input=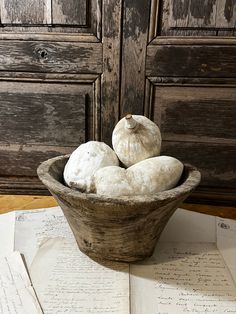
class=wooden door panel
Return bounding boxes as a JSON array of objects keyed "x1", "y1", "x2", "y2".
[
  {"x1": 0, "y1": 0, "x2": 99, "y2": 33},
  {"x1": 0, "y1": 82, "x2": 87, "y2": 146},
  {"x1": 152, "y1": 85, "x2": 236, "y2": 190},
  {"x1": 153, "y1": 86, "x2": 236, "y2": 141},
  {"x1": 0, "y1": 80, "x2": 96, "y2": 191},
  {"x1": 161, "y1": 141, "x2": 236, "y2": 188},
  {"x1": 52, "y1": 0, "x2": 87, "y2": 25},
  {"x1": 146, "y1": 43, "x2": 236, "y2": 78},
  {"x1": 0, "y1": 40, "x2": 102, "y2": 74},
  {"x1": 160, "y1": 0, "x2": 236, "y2": 36}
]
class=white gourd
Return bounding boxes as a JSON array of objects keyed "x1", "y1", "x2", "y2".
[
  {"x1": 127, "y1": 156, "x2": 184, "y2": 195},
  {"x1": 63, "y1": 141, "x2": 119, "y2": 193},
  {"x1": 93, "y1": 156, "x2": 183, "y2": 197},
  {"x1": 112, "y1": 114, "x2": 162, "y2": 167},
  {"x1": 93, "y1": 166, "x2": 134, "y2": 197}
]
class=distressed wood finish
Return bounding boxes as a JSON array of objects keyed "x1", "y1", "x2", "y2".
[
  {"x1": 37, "y1": 155, "x2": 201, "y2": 262},
  {"x1": 0, "y1": 82, "x2": 87, "y2": 145},
  {"x1": 52, "y1": 0, "x2": 87, "y2": 25},
  {"x1": 120, "y1": 0, "x2": 150, "y2": 116},
  {"x1": 146, "y1": 44, "x2": 236, "y2": 77},
  {"x1": 100, "y1": 0, "x2": 122, "y2": 144},
  {"x1": 154, "y1": 86, "x2": 236, "y2": 141},
  {"x1": 161, "y1": 0, "x2": 236, "y2": 36},
  {"x1": 0, "y1": 0, "x2": 100, "y2": 34},
  {"x1": 1, "y1": 0, "x2": 48, "y2": 24},
  {"x1": 0, "y1": 41, "x2": 102, "y2": 74}
]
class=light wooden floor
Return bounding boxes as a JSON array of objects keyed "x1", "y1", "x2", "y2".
[{"x1": 0, "y1": 195, "x2": 235, "y2": 219}]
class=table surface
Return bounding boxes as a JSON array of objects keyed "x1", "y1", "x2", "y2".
[{"x1": 0, "y1": 195, "x2": 235, "y2": 219}]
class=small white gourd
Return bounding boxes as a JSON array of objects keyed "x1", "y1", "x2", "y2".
[
  {"x1": 63, "y1": 141, "x2": 119, "y2": 193},
  {"x1": 112, "y1": 114, "x2": 162, "y2": 167},
  {"x1": 93, "y1": 166, "x2": 134, "y2": 197},
  {"x1": 93, "y1": 156, "x2": 183, "y2": 197},
  {"x1": 127, "y1": 156, "x2": 184, "y2": 195}
]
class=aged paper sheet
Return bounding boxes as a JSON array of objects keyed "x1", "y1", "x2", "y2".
[
  {"x1": 217, "y1": 217, "x2": 236, "y2": 282},
  {"x1": 30, "y1": 237, "x2": 129, "y2": 314},
  {"x1": 14, "y1": 206, "x2": 74, "y2": 266},
  {"x1": 130, "y1": 242, "x2": 236, "y2": 314},
  {"x1": 0, "y1": 251, "x2": 42, "y2": 314},
  {"x1": 0, "y1": 211, "x2": 15, "y2": 255},
  {"x1": 13, "y1": 207, "x2": 129, "y2": 314}
]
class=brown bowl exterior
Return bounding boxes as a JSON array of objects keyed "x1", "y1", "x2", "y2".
[{"x1": 37, "y1": 155, "x2": 201, "y2": 262}]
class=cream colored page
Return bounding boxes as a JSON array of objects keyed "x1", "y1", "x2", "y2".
[
  {"x1": 217, "y1": 217, "x2": 236, "y2": 281},
  {"x1": 130, "y1": 242, "x2": 236, "y2": 314},
  {"x1": 0, "y1": 251, "x2": 42, "y2": 314},
  {"x1": 14, "y1": 206, "x2": 74, "y2": 266},
  {"x1": 30, "y1": 237, "x2": 129, "y2": 314},
  {"x1": 0, "y1": 211, "x2": 15, "y2": 255}
]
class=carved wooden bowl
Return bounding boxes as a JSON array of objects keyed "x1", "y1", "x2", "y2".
[{"x1": 37, "y1": 155, "x2": 201, "y2": 262}]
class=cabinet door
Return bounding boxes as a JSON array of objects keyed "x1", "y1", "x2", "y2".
[
  {"x1": 0, "y1": 0, "x2": 122, "y2": 194},
  {"x1": 120, "y1": 0, "x2": 236, "y2": 205}
]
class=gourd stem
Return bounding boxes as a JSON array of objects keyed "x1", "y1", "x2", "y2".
[{"x1": 125, "y1": 114, "x2": 137, "y2": 129}]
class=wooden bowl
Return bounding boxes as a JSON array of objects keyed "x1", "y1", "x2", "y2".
[{"x1": 37, "y1": 155, "x2": 201, "y2": 262}]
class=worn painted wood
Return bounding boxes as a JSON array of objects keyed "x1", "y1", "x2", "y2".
[
  {"x1": 153, "y1": 86, "x2": 236, "y2": 141},
  {"x1": 146, "y1": 44, "x2": 236, "y2": 77},
  {"x1": 52, "y1": 0, "x2": 87, "y2": 25},
  {"x1": 37, "y1": 155, "x2": 201, "y2": 262},
  {"x1": 0, "y1": 145, "x2": 75, "y2": 177},
  {"x1": 0, "y1": 82, "x2": 87, "y2": 146},
  {"x1": 101, "y1": 0, "x2": 122, "y2": 144},
  {"x1": 1, "y1": 0, "x2": 48, "y2": 24},
  {"x1": 0, "y1": 41, "x2": 102, "y2": 74},
  {"x1": 161, "y1": 141, "x2": 236, "y2": 188},
  {"x1": 120, "y1": 0, "x2": 150, "y2": 116},
  {"x1": 160, "y1": 0, "x2": 235, "y2": 36}
]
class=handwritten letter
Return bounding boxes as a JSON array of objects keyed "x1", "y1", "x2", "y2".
[
  {"x1": 0, "y1": 251, "x2": 42, "y2": 314},
  {"x1": 30, "y1": 238, "x2": 129, "y2": 314},
  {"x1": 130, "y1": 243, "x2": 236, "y2": 314}
]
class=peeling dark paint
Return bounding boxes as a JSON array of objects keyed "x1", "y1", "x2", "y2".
[
  {"x1": 53, "y1": 0, "x2": 87, "y2": 25},
  {"x1": 172, "y1": 0, "x2": 190, "y2": 20},
  {"x1": 124, "y1": 0, "x2": 150, "y2": 39},
  {"x1": 190, "y1": 0, "x2": 216, "y2": 24},
  {"x1": 224, "y1": 0, "x2": 236, "y2": 22}
]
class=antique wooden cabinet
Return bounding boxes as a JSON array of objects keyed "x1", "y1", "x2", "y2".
[{"x1": 0, "y1": 0, "x2": 235, "y2": 205}]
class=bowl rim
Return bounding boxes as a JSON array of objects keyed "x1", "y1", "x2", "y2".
[{"x1": 37, "y1": 154, "x2": 201, "y2": 205}]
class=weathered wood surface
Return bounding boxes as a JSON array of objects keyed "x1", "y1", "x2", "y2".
[
  {"x1": 52, "y1": 0, "x2": 87, "y2": 25},
  {"x1": 120, "y1": 0, "x2": 150, "y2": 116},
  {"x1": 161, "y1": 141, "x2": 236, "y2": 188},
  {"x1": 153, "y1": 86, "x2": 236, "y2": 141},
  {"x1": 0, "y1": 145, "x2": 75, "y2": 177},
  {"x1": 37, "y1": 155, "x2": 200, "y2": 262},
  {"x1": 101, "y1": 0, "x2": 122, "y2": 144},
  {"x1": 146, "y1": 44, "x2": 236, "y2": 77},
  {"x1": 1, "y1": 0, "x2": 87, "y2": 26},
  {"x1": 152, "y1": 85, "x2": 236, "y2": 190},
  {"x1": 0, "y1": 41, "x2": 102, "y2": 74},
  {"x1": 0, "y1": 0, "x2": 100, "y2": 35},
  {"x1": 0, "y1": 82, "x2": 87, "y2": 146},
  {"x1": 160, "y1": 0, "x2": 236, "y2": 36}
]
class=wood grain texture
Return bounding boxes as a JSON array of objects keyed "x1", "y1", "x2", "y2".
[
  {"x1": 101, "y1": 0, "x2": 122, "y2": 144},
  {"x1": 0, "y1": 41, "x2": 102, "y2": 74},
  {"x1": 153, "y1": 86, "x2": 236, "y2": 141},
  {"x1": 0, "y1": 82, "x2": 87, "y2": 146},
  {"x1": 37, "y1": 155, "x2": 201, "y2": 262},
  {"x1": 120, "y1": 0, "x2": 150, "y2": 116},
  {"x1": 160, "y1": 0, "x2": 235, "y2": 36},
  {"x1": 146, "y1": 44, "x2": 236, "y2": 77},
  {"x1": 52, "y1": 0, "x2": 87, "y2": 25},
  {"x1": 1, "y1": 0, "x2": 48, "y2": 24}
]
